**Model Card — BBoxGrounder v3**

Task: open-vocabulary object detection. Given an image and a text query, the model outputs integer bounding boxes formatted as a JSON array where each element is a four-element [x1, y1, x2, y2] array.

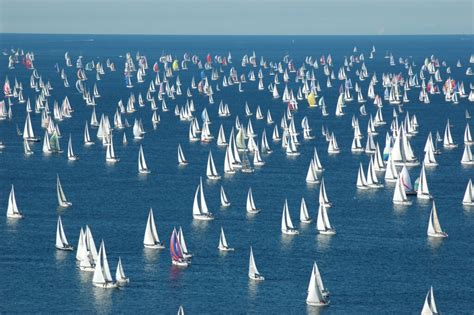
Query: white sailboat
[[57, 175, 72, 207], [106, 135, 119, 162], [443, 119, 457, 148], [319, 178, 332, 207], [192, 177, 214, 220], [23, 139, 33, 155], [246, 188, 260, 213], [55, 216, 73, 251], [6, 185, 23, 218], [177, 144, 188, 165], [138, 145, 151, 174], [67, 134, 78, 160], [220, 186, 231, 207], [218, 227, 234, 251], [421, 286, 439, 315], [316, 203, 336, 235], [84, 122, 95, 145], [92, 240, 116, 288], [143, 208, 164, 249], [416, 165, 432, 199], [356, 163, 369, 189], [462, 179, 474, 205], [427, 201, 448, 238], [206, 150, 221, 179], [248, 247, 264, 281], [306, 160, 320, 184], [178, 227, 193, 259], [299, 197, 312, 223], [393, 175, 412, 205], [306, 262, 330, 306], [115, 257, 130, 285], [281, 199, 299, 235], [461, 145, 474, 165]]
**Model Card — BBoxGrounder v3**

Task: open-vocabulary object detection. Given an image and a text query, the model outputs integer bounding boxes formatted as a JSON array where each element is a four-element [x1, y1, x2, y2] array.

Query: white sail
[[92, 240, 116, 288], [138, 145, 150, 173], [421, 286, 439, 315], [206, 150, 220, 179], [115, 257, 129, 285], [462, 179, 474, 205], [393, 175, 412, 205], [306, 262, 329, 306], [281, 199, 298, 235], [192, 177, 214, 220], [6, 185, 23, 218], [218, 227, 234, 251], [55, 216, 72, 250], [67, 134, 78, 160], [246, 188, 260, 213], [319, 178, 331, 207], [220, 186, 231, 207], [316, 203, 335, 235], [177, 144, 188, 165], [144, 208, 164, 248], [248, 247, 264, 280], [299, 197, 311, 223], [417, 165, 432, 199], [427, 201, 447, 238], [57, 175, 72, 207]]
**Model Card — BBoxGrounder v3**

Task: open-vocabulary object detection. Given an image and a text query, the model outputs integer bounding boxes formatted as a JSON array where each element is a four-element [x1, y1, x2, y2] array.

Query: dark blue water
[[0, 34, 473, 313]]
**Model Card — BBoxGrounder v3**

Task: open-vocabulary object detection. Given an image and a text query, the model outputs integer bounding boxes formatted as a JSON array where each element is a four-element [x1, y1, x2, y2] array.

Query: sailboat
[[299, 197, 311, 223], [57, 175, 72, 207], [416, 165, 432, 199], [206, 150, 221, 179], [421, 286, 439, 315], [138, 145, 151, 174], [356, 163, 369, 189], [84, 121, 94, 145], [23, 139, 33, 155], [319, 178, 332, 207], [177, 306, 185, 315], [220, 186, 231, 207], [192, 177, 214, 220], [306, 262, 330, 306], [170, 227, 189, 267], [462, 179, 474, 205], [306, 160, 320, 184], [218, 227, 234, 251], [106, 135, 119, 162], [178, 227, 192, 259], [92, 240, 117, 288], [115, 257, 130, 285], [6, 185, 23, 218], [461, 145, 474, 165], [316, 203, 336, 235], [281, 199, 299, 235], [427, 201, 448, 238], [393, 175, 412, 205], [248, 247, 264, 281], [55, 216, 73, 251], [67, 134, 78, 160], [443, 120, 457, 148], [246, 188, 260, 213], [143, 208, 164, 249], [177, 144, 188, 165]]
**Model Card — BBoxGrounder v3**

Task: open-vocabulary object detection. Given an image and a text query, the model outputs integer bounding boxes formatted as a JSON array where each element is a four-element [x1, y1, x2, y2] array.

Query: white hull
[[249, 274, 265, 281], [193, 214, 214, 221], [428, 232, 448, 238], [319, 229, 336, 235], [93, 282, 117, 289], [218, 246, 235, 251], [7, 213, 23, 219], [172, 259, 189, 267], [144, 243, 164, 249], [56, 245, 73, 251]]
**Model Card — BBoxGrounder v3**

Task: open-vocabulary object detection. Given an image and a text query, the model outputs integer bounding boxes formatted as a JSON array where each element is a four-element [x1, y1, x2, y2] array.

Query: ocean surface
[[0, 34, 473, 314]]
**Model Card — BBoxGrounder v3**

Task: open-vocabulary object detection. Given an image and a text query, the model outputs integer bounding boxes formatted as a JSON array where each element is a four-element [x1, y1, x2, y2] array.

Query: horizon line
[[1, 32, 472, 37]]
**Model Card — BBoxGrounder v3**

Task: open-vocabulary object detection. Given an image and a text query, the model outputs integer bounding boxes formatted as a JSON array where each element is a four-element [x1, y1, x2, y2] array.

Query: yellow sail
[[307, 92, 316, 107], [172, 60, 179, 71]]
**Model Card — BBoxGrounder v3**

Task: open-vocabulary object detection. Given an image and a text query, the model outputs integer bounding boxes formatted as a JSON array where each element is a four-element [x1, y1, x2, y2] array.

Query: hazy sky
[[0, 0, 472, 35]]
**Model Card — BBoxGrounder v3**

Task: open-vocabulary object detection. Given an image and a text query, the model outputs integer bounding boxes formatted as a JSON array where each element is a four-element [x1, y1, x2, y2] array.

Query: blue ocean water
[[0, 34, 473, 314]]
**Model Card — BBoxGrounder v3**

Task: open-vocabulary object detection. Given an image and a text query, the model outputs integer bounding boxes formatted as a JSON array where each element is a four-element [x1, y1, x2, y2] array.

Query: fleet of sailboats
[[2, 43, 469, 310]]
